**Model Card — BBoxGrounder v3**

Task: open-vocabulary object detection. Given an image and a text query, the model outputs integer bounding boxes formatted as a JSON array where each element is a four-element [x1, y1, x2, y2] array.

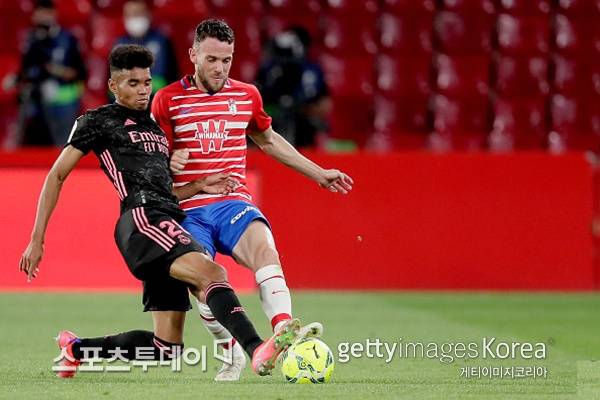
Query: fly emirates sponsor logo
[[129, 131, 169, 155]]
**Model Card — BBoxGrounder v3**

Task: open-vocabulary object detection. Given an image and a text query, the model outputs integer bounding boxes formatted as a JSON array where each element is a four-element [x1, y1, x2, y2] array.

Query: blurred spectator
[[255, 27, 331, 148], [114, 0, 178, 92], [16, 0, 87, 146]]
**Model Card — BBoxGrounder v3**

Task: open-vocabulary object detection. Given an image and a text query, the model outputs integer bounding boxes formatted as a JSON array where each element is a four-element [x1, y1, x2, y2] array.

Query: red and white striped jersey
[[151, 76, 272, 211]]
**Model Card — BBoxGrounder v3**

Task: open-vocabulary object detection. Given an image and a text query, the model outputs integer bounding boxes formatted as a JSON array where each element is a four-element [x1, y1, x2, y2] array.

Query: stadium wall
[[1, 150, 597, 291]]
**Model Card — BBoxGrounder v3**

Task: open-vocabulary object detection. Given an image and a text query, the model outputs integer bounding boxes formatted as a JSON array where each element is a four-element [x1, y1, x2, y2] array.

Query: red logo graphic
[[194, 120, 229, 154]]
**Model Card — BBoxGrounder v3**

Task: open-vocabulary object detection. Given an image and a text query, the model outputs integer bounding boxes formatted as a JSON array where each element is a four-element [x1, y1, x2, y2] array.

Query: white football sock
[[196, 300, 235, 348], [255, 264, 292, 332]]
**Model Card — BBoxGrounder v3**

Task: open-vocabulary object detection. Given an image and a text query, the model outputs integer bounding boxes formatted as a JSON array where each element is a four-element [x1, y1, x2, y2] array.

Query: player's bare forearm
[[250, 127, 354, 194], [173, 180, 203, 201], [20, 146, 83, 281], [29, 146, 83, 242], [250, 127, 324, 182]]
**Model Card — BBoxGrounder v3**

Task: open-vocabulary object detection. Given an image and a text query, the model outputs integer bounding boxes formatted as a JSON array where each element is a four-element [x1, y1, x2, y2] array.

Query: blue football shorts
[[181, 200, 271, 258]]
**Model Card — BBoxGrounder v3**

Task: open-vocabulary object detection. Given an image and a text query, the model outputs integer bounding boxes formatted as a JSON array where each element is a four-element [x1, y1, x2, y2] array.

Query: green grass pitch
[[1, 291, 599, 399]]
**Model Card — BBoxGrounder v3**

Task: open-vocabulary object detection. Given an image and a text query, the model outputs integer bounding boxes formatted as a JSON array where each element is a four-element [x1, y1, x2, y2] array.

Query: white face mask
[[125, 16, 150, 38]]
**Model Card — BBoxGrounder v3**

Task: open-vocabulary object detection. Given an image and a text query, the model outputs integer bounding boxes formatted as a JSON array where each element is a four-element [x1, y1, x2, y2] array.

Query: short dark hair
[[36, 0, 55, 9], [194, 19, 234, 45], [109, 45, 154, 74]]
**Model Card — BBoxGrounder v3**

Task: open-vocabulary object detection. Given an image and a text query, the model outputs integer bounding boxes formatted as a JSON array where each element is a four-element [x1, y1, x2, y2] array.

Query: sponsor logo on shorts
[[230, 206, 258, 225], [178, 234, 191, 245], [230, 306, 245, 314]]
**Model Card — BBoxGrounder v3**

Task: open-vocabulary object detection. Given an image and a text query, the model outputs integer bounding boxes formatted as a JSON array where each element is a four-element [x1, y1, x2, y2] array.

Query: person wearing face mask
[[16, 0, 87, 146], [114, 0, 179, 93]]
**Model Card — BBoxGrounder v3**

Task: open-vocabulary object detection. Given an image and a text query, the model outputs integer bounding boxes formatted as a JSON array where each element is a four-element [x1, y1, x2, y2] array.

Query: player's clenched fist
[[170, 148, 189, 173]]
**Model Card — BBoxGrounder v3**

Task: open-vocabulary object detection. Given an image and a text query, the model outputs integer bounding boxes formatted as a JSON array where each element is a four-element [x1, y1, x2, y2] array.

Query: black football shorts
[[115, 206, 206, 312]]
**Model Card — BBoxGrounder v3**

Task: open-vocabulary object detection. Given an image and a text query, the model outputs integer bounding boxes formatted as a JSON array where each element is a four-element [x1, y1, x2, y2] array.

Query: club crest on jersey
[[228, 98, 237, 115], [194, 120, 229, 154]]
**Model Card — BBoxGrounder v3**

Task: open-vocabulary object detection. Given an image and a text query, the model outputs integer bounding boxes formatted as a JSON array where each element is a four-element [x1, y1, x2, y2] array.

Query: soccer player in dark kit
[[18, 44, 307, 378]]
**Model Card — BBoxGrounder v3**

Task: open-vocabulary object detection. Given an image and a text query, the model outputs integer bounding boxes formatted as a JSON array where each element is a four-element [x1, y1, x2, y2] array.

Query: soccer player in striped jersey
[[151, 19, 354, 381], [19, 44, 306, 379]]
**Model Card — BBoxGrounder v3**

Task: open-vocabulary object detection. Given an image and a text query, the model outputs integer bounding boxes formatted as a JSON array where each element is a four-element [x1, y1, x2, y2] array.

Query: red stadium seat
[[431, 94, 490, 150], [550, 94, 600, 151], [379, 13, 433, 55], [496, 14, 550, 55], [321, 54, 374, 97], [85, 54, 109, 95], [0, 55, 20, 103], [553, 14, 600, 55], [439, 0, 496, 14], [556, 0, 600, 16], [262, 14, 320, 42], [552, 54, 600, 97], [493, 55, 549, 97], [489, 97, 547, 151], [433, 11, 494, 54], [433, 54, 490, 98], [324, 0, 379, 16], [376, 55, 431, 97], [0, 0, 34, 13], [93, 0, 127, 16], [208, 0, 262, 15], [228, 55, 258, 84], [380, 0, 435, 16], [329, 95, 373, 146], [496, 0, 551, 15], [215, 15, 262, 56], [151, 0, 208, 22], [89, 14, 124, 57], [373, 94, 429, 137], [0, 15, 30, 53], [56, 0, 92, 27], [322, 15, 377, 55]]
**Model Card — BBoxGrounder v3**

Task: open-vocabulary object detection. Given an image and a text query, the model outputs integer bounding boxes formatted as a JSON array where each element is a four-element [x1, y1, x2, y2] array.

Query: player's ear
[[108, 77, 118, 96], [189, 46, 197, 64]]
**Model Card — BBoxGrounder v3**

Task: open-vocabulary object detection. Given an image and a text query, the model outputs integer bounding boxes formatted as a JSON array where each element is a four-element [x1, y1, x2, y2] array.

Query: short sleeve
[[247, 84, 272, 133], [151, 88, 174, 149], [65, 114, 98, 154]]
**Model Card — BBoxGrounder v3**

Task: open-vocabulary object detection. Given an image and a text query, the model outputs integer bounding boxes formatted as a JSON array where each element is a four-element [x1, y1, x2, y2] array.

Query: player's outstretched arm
[[19, 145, 85, 281], [249, 127, 354, 194]]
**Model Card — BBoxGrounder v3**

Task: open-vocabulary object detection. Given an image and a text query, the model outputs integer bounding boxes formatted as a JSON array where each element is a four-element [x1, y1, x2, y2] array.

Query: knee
[[253, 244, 280, 270]]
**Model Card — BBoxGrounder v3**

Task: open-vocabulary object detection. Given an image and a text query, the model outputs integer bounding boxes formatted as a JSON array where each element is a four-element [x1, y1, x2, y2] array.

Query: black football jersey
[[67, 103, 182, 216]]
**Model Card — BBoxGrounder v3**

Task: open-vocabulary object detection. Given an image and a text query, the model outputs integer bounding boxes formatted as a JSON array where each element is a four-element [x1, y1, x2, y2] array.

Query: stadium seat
[[85, 54, 109, 95], [379, 13, 433, 55], [207, 0, 262, 15], [556, 0, 600, 16], [0, 15, 30, 53], [376, 55, 431, 97], [433, 54, 490, 98], [264, 0, 321, 31], [320, 54, 374, 97], [323, 0, 379, 16], [214, 15, 262, 56], [433, 11, 494, 55], [0, 55, 20, 103], [151, 0, 208, 22], [322, 15, 378, 55], [93, 0, 127, 16], [489, 97, 547, 151], [380, 0, 435, 16], [228, 55, 259, 84], [496, 0, 551, 16], [329, 95, 373, 146], [0, 0, 34, 14], [439, 0, 496, 14], [89, 14, 124, 57], [373, 94, 429, 137], [493, 55, 549, 97], [553, 14, 600, 55], [496, 14, 550, 55], [551, 54, 600, 97], [550, 94, 600, 151], [431, 93, 490, 150], [56, 0, 92, 27]]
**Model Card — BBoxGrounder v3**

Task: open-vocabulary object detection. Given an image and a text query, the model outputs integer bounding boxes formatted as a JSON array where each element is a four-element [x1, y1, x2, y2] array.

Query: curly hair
[[194, 19, 235, 45], [109, 44, 154, 74]]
